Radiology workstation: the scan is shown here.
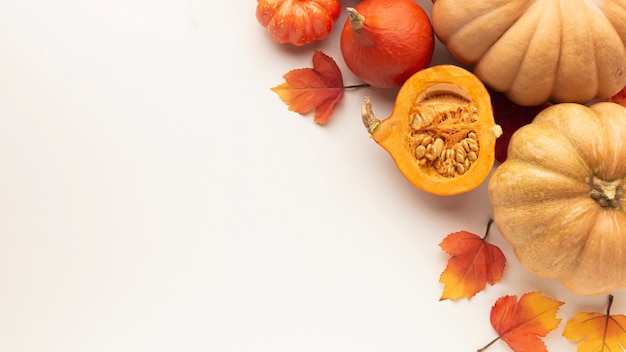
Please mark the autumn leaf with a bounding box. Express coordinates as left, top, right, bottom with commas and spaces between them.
478, 292, 564, 352
563, 294, 626, 352
609, 85, 626, 107
439, 219, 506, 301
271, 50, 345, 125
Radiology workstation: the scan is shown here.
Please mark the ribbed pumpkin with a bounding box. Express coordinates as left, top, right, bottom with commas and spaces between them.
488, 102, 626, 295
431, 0, 626, 106
256, 0, 341, 46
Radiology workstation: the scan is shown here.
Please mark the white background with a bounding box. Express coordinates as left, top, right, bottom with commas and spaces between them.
0, 1, 622, 351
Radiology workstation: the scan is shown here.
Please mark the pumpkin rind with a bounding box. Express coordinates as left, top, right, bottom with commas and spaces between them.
363, 65, 501, 196
432, 0, 626, 106
488, 102, 626, 295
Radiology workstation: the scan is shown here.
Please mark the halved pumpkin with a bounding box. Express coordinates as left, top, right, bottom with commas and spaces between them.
362, 65, 502, 196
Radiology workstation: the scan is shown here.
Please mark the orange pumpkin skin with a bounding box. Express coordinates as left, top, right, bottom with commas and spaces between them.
362, 65, 502, 196
340, 0, 434, 88
489, 102, 626, 295
256, 0, 341, 46
432, 0, 626, 106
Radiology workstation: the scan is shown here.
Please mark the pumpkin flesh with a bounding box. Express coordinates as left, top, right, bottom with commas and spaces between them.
489, 102, 626, 295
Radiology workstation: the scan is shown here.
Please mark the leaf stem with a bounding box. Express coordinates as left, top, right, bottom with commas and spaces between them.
477, 336, 500, 351
601, 294, 614, 350
483, 218, 495, 240
344, 83, 370, 89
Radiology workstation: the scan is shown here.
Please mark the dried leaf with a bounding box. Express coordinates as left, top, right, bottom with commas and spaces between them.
563, 294, 626, 352
439, 219, 505, 300
490, 91, 551, 163
609, 85, 626, 107
271, 50, 344, 124
479, 292, 564, 352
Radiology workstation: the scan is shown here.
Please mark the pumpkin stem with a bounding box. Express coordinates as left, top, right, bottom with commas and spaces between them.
589, 177, 622, 208
346, 7, 365, 35
362, 96, 380, 135
490, 125, 503, 138
483, 218, 494, 240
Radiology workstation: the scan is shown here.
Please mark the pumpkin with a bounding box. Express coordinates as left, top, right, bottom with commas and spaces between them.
431, 0, 626, 106
362, 65, 502, 196
256, 0, 341, 46
340, 0, 434, 88
488, 102, 626, 295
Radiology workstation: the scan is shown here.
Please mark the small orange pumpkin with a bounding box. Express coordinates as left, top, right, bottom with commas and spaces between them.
256, 0, 341, 46
362, 65, 502, 196
489, 102, 626, 295
340, 0, 434, 88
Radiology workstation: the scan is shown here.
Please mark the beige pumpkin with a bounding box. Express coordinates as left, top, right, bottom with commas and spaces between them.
488, 102, 626, 295
431, 0, 626, 106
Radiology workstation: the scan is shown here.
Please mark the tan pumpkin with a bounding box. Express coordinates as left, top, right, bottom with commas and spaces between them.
431, 0, 626, 106
488, 102, 626, 295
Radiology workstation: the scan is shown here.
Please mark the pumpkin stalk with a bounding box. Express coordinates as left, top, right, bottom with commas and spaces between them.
589, 177, 622, 208
361, 96, 380, 135
346, 7, 365, 35
490, 125, 503, 138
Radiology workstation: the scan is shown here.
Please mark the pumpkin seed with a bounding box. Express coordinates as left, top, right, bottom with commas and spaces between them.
433, 138, 444, 158
456, 163, 466, 174
455, 151, 465, 163
415, 145, 426, 159
413, 133, 427, 146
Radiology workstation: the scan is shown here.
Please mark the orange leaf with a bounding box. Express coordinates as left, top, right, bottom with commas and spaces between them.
563, 294, 626, 352
271, 50, 344, 124
439, 219, 506, 300
479, 292, 564, 352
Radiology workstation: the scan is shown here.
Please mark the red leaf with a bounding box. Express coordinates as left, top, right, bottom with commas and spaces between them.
479, 292, 564, 352
490, 91, 551, 163
271, 50, 344, 124
439, 219, 506, 300
609, 85, 626, 107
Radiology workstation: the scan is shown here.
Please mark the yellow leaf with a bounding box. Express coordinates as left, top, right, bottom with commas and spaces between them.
563, 295, 626, 351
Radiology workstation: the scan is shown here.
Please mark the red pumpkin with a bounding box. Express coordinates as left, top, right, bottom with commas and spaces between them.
340, 0, 434, 88
256, 0, 341, 46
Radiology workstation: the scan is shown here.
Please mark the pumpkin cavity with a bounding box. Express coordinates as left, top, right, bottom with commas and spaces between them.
408, 84, 480, 178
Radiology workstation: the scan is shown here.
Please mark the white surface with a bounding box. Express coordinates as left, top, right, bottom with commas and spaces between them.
0, 1, 623, 351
